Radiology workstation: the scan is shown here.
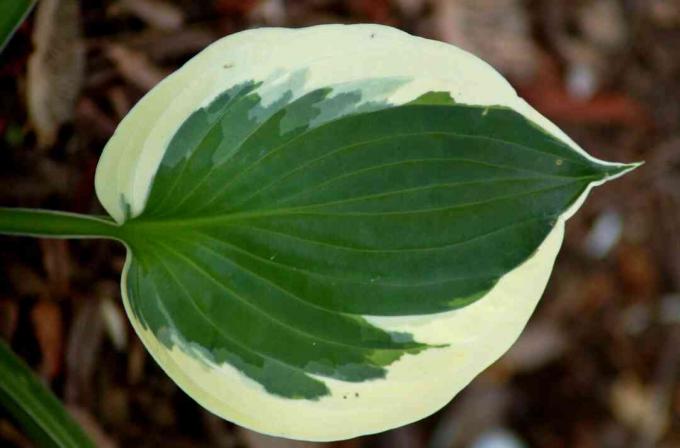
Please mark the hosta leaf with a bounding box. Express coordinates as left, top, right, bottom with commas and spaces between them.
94, 24, 637, 440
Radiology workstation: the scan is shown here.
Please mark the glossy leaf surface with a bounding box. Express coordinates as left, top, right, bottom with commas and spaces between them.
92, 24, 637, 440
120, 83, 623, 400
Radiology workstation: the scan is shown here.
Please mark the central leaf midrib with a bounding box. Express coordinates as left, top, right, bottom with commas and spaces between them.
187, 228, 504, 287
181, 129, 595, 217
126, 177, 590, 232
145, 99, 596, 220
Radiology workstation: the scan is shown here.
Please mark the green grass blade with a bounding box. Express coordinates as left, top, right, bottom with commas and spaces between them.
0, 340, 95, 448
0, 0, 35, 53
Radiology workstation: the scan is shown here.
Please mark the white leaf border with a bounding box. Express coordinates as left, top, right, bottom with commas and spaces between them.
97, 24, 633, 441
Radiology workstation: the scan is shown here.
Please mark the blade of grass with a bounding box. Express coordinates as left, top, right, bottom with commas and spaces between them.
0, 0, 36, 53
0, 340, 95, 448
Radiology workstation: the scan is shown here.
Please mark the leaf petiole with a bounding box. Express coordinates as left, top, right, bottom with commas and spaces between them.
0, 207, 121, 240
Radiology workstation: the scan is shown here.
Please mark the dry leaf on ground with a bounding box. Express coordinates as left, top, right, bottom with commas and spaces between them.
26, 0, 84, 149
118, 0, 184, 31
39, 239, 72, 299
106, 44, 167, 91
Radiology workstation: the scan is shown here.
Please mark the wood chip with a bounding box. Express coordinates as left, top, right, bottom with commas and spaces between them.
65, 298, 104, 404
610, 375, 668, 441
118, 0, 184, 31
100, 297, 128, 351
39, 239, 72, 299
68, 405, 118, 448
115, 27, 218, 63
106, 44, 167, 91
501, 321, 567, 372
0, 299, 19, 341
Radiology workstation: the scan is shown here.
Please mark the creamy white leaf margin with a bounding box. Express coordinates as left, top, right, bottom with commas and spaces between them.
96, 24, 635, 441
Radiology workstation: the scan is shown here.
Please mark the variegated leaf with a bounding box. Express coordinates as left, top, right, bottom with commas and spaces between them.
94, 24, 637, 441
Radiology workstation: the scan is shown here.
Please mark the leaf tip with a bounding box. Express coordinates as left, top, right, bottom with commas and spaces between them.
596, 160, 644, 182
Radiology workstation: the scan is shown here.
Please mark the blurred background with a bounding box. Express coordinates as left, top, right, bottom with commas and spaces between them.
0, 0, 678, 447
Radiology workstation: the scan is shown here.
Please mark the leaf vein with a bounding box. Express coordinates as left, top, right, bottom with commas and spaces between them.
153, 239, 409, 357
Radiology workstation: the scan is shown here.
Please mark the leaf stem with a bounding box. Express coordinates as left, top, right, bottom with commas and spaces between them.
0, 207, 122, 240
